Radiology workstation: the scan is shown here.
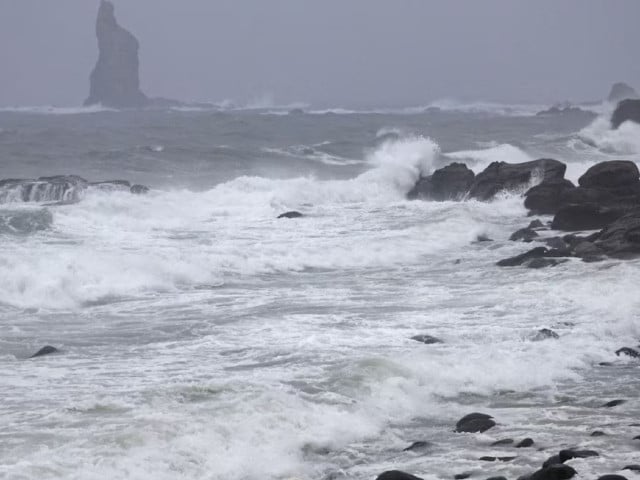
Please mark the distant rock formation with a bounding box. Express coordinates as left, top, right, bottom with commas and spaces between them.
84, 1, 149, 108
611, 99, 640, 129
607, 82, 639, 103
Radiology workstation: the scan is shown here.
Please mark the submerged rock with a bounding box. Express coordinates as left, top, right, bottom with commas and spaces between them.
408, 163, 475, 201
455, 413, 496, 433
30, 345, 59, 358
468, 159, 566, 201
516, 438, 534, 448
454, 473, 471, 480
377, 471, 424, 480
411, 334, 443, 344
615, 347, 640, 358
496, 247, 550, 267
490, 438, 514, 446
84, 1, 149, 108
596, 476, 628, 480
510, 227, 539, 242
532, 329, 559, 341
277, 211, 304, 219
0, 208, 53, 235
601, 399, 625, 408
130, 184, 150, 195
611, 99, 640, 129
403, 440, 432, 452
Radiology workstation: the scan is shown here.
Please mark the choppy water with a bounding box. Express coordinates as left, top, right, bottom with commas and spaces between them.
1, 104, 639, 480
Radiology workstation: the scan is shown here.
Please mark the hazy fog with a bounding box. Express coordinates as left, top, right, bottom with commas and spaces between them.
1, 0, 639, 107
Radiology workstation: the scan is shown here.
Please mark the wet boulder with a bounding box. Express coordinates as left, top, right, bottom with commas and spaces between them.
526, 465, 577, 480
408, 163, 475, 201
411, 334, 443, 344
551, 204, 627, 231
468, 159, 567, 201
497, 247, 551, 267
490, 438, 514, 446
403, 441, 432, 452
455, 413, 496, 433
90, 180, 131, 192
516, 438, 534, 448
615, 347, 640, 358
524, 179, 576, 214
601, 399, 625, 408
594, 210, 640, 258
611, 99, 640, 129
510, 227, 539, 242
596, 476, 628, 480
578, 161, 640, 190
130, 184, 150, 195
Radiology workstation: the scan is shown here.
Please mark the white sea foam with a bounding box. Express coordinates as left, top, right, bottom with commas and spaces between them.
445, 143, 533, 172
575, 115, 640, 156
0, 104, 115, 115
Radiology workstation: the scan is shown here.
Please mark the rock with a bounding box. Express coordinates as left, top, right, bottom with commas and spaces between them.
490, 438, 514, 446
403, 441, 432, 452
544, 237, 569, 250
601, 399, 626, 408
528, 220, 545, 229
130, 184, 150, 195
528, 465, 577, 480
559, 450, 599, 462
516, 438, 534, 448
469, 159, 567, 201
411, 334, 443, 344
84, 1, 149, 108
596, 476, 628, 480
595, 210, 640, 258
486, 477, 507, 480
497, 247, 549, 267
408, 163, 475, 201
479, 456, 516, 462
90, 180, 131, 192
532, 329, 559, 341
551, 204, 627, 231
608, 82, 639, 103
634, 435, 640, 440
377, 471, 424, 480
590, 431, 606, 436
476, 234, 493, 242
524, 179, 576, 214
454, 473, 471, 480
573, 241, 603, 258
277, 211, 304, 219
510, 227, 539, 242
30, 345, 59, 358
536, 105, 589, 117
578, 161, 640, 190
543, 455, 562, 468
455, 413, 496, 433
615, 347, 640, 358
622, 465, 640, 472
611, 99, 640, 129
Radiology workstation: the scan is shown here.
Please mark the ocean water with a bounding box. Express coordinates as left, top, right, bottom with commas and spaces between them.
1, 103, 639, 480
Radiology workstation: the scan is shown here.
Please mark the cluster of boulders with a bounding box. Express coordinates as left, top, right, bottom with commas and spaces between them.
408, 157, 640, 266
0, 175, 149, 205
376, 408, 638, 480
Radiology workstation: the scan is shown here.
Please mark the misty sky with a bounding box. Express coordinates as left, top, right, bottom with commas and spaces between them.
1, 0, 639, 107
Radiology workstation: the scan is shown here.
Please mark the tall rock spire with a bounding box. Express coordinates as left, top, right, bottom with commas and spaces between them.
84, 1, 149, 108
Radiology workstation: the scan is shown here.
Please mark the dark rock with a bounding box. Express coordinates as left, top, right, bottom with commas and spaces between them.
526, 258, 564, 269
491, 438, 514, 446
551, 204, 626, 231
528, 220, 545, 229
634, 435, 640, 440
532, 465, 577, 480
595, 210, 640, 258
403, 441, 432, 452
543, 455, 562, 468
277, 211, 304, 219
454, 474, 471, 480
85, 1, 149, 108
486, 477, 507, 480
544, 237, 569, 250
455, 413, 496, 433
615, 347, 640, 358
578, 161, 640, 190
596, 476, 628, 480
130, 184, 150, 195
377, 471, 424, 480
559, 449, 599, 462
524, 179, 576, 214
476, 234, 493, 242
608, 82, 639, 103
532, 329, 559, 341
510, 227, 539, 242
480, 456, 516, 462
516, 438, 534, 448
573, 241, 603, 258
536, 105, 589, 117
497, 247, 549, 267
612, 99, 640, 129
479, 457, 497, 462
90, 180, 131, 192
469, 159, 567, 201
408, 163, 475, 201
30, 345, 58, 358
590, 431, 606, 437
601, 399, 626, 408
623, 465, 640, 472
411, 334, 443, 344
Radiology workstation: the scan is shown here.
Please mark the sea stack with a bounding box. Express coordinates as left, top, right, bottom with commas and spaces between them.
607, 82, 639, 103
84, 0, 149, 108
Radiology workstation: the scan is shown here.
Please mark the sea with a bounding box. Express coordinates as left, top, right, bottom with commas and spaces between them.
0, 100, 639, 480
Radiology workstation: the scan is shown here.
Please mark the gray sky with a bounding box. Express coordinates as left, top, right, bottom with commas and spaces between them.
1, 0, 639, 107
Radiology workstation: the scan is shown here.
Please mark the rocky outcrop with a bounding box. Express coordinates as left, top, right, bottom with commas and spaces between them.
611, 99, 640, 129
524, 179, 575, 214
408, 163, 475, 200
607, 82, 639, 103
468, 159, 566, 201
455, 413, 496, 433
0, 175, 149, 204
578, 161, 640, 189
84, 1, 149, 108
